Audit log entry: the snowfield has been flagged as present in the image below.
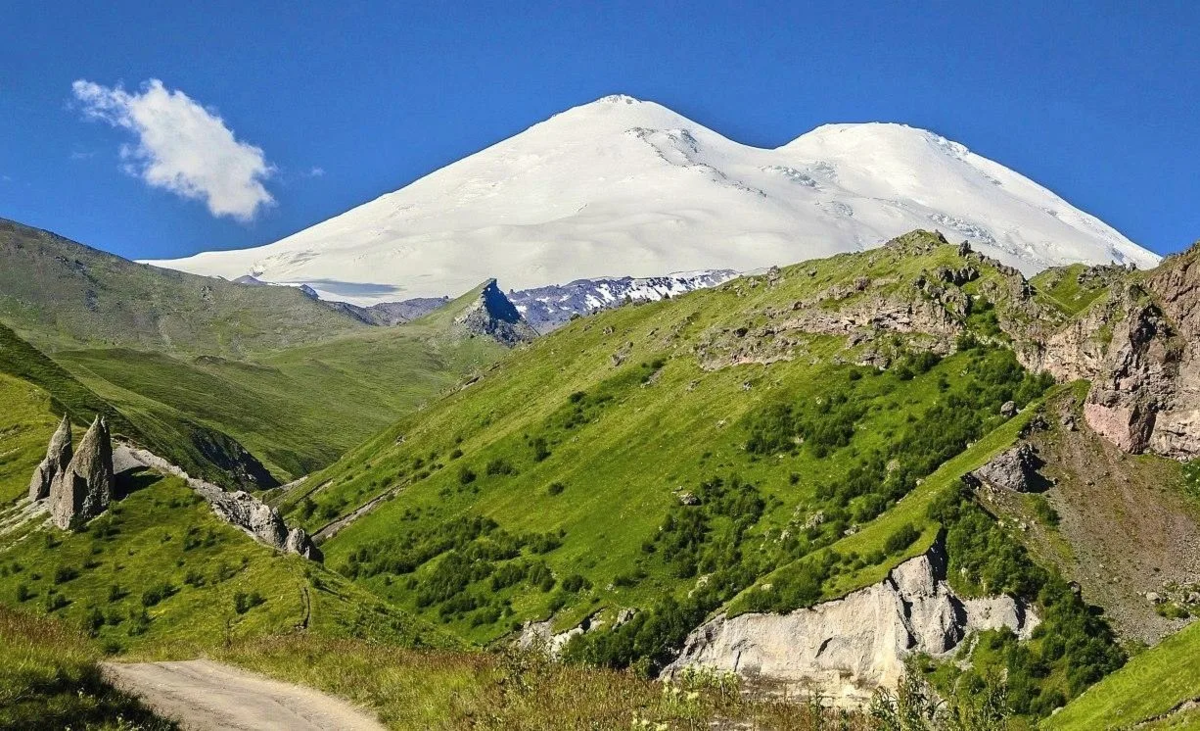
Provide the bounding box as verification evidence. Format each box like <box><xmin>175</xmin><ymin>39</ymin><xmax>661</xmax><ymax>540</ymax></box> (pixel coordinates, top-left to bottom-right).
<box><xmin>145</xmin><ymin>94</ymin><xmax>1160</xmax><ymax>304</ymax></box>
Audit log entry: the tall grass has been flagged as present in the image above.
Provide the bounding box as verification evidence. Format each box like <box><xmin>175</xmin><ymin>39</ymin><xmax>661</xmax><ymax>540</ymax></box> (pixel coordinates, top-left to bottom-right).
<box><xmin>219</xmin><ymin>634</ymin><xmax>867</xmax><ymax>730</ymax></box>
<box><xmin>0</xmin><ymin>605</ymin><xmax>173</xmax><ymax>730</ymax></box>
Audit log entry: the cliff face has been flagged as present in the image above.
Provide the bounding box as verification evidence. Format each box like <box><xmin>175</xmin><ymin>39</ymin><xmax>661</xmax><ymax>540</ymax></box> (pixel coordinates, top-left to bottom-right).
<box><xmin>1020</xmin><ymin>247</ymin><xmax>1200</xmax><ymax>460</ymax></box>
<box><xmin>664</xmin><ymin>540</ymin><xmax>1035</xmax><ymax>704</ymax></box>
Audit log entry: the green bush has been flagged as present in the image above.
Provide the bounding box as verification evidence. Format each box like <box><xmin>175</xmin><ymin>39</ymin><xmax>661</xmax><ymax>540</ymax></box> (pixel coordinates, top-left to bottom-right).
<box><xmin>234</xmin><ymin>591</ymin><xmax>265</xmax><ymax>615</ymax></box>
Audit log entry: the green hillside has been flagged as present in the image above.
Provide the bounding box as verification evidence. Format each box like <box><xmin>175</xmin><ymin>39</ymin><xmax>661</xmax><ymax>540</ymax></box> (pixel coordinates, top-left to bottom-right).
<box><xmin>0</xmin><ymin>323</ymin><xmax>277</xmax><ymax>491</ymax></box>
<box><xmin>54</xmin><ymin>321</ymin><xmax>504</xmax><ymax>480</ymax></box>
<box><xmin>1046</xmin><ymin>619</ymin><xmax>1200</xmax><ymax>730</ymax></box>
<box><xmin>258</xmin><ymin>232</ymin><xmax>1115</xmax><ymax>721</ymax></box>
<box><xmin>0</xmin><ymin>217</ymin><xmax>369</xmax><ymax>356</ymax></box>
<box><xmin>0</xmin><ymin>218</ymin><xmax>513</xmax><ymax>482</ymax></box>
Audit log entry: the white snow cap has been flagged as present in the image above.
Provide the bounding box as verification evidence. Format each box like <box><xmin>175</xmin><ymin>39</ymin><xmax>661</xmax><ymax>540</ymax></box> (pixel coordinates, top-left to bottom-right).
<box><xmin>145</xmin><ymin>94</ymin><xmax>1159</xmax><ymax>305</ymax></box>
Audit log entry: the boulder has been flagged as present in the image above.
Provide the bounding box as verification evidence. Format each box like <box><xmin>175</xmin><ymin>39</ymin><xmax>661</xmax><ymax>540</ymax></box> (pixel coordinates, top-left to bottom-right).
<box><xmin>969</xmin><ymin>443</ymin><xmax>1042</xmax><ymax>493</ymax></box>
<box><xmin>49</xmin><ymin>416</ymin><xmax>113</xmax><ymax>529</ymax></box>
<box><xmin>28</xmin><ymin>415</ymin><xmax>72</xmax><ymax>501</ymax></box>
<box><xmin>285</xmin><ymin>527</ymin><xmax>323</xmax><ymax>561</ymax></box>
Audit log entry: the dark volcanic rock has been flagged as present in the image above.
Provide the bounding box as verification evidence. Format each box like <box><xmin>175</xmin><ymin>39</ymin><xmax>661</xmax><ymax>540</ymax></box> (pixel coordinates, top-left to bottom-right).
<box><xmin>29</xmin><ymin>415</ymin><xmax>72</xmax><ymax>501</ymax></box>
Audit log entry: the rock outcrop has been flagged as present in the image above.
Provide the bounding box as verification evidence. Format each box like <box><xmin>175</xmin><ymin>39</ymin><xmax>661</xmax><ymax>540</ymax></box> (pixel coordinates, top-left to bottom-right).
<box><xmin>1018</xmin><ymin>246</ymin><xmax>1200</xmax><ymax>460</ymax></box>
<box><xmin>115</xmin><ymin>446</ymin><xmax>321</xmax><ymax>561</ymax></box>
<box><xmin>664</xmin><ymin>540</ymin><xmax>1035</xmax><ymax>705</ymax></box>
<box><xmin>28</xmin><ymin>415</ymin><xmax>72</xmax><ymax>501</ymax></box>
<box><xmin>48</xmin><ymin>416</ymin><xmax>114</xmax><ymax>529</ymax></box>
<box><xmin>967</xmin><ymin>443</ymin><xmax>1043</xmax><ymax>493</ymax></box>
<box><xmin>454</xmin><ymin>279</ymin><xmax>539</xmax><ymax>345</ymax></box>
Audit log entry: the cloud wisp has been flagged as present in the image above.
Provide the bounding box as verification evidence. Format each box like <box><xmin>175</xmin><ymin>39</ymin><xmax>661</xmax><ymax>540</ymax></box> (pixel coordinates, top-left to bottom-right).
<box><xmin>72</xmin><ymin>79</ymin><xmax>274</xmax><ymax>221</ymax></box>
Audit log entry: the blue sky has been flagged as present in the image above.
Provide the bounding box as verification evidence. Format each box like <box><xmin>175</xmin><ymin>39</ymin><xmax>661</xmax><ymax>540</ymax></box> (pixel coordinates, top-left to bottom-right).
<box><xmin>1</xmin><ymin>0</ymin><xmax>1197</xmax><ymax>260</ymax></box>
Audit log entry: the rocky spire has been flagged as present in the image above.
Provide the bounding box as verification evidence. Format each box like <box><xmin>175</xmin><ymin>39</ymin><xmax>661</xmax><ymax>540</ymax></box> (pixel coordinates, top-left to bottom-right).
<box><xmin>453</xmin><ymin>279</ymin><xmax>539</xmax><ymax>345</ymax></box>
<box><xmin>49</xmin><ymin>415</ymin><xmax>114</xmax><ymax>530</ymax></box>
<box><xmin>28</xmin><ymin>414</ymin><xmax>72</xmax><ymax>501</ymax></box>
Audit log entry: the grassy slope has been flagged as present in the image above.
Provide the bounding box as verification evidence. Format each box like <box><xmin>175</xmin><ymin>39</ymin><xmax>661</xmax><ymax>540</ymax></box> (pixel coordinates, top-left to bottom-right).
<box><xmin>0</xmin><ymin>606</ymin><xmax>174</xmax><ymax>731</ymax></box>
<box><xmin>55</xmin><ymin>323</ymin><xmax>504</xmax><ymax>480</ymax></box>
<box><xmin>0</xmin><ymin>373</ymin><xmax>64</xmax><ymax>504</ymax></box>
<box><xmin>0</xmin><ymin>217</ymin><xmax>368</xmax><ymax>356</ymax></box>
<box><xmin>294</xmin><ymin>234</ymin><xmax>1047</xmax><ymax>642</ymax></box>
<box><xmin>0</xmin><ymin>474</ymin><xmax>450</xmax><ymax>655</ymax></box>
<box><xmin>0</xmin><ymin>372</ymin><xmax>453</xmax><ymax>655</ymax></box>
<box><xmin>0</xmin><ymin>322</ymin><xmax>278</xmax><ymax>491</ymax></box>
<box><xmin>1046</xmin><ymin>620</ymin><xmax>1200</xmax><ymax>730</ymax></box>
<box><xmin>728</xmin><ymin>392</ymin><xmax>1051</xmax><ymax>615</ymax></box>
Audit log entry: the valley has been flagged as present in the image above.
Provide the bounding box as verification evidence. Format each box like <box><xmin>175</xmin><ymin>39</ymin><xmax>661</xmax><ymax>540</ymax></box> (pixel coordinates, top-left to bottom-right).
<box><xmin>3</xmin><ymin>221</ymin><xmax>1199</xmax><ymax>728</ymax></box>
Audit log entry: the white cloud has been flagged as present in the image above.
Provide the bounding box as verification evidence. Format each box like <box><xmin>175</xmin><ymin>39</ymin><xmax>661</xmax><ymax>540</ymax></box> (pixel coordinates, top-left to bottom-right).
<box><xmin>306</xmin><ymin>166</ymin><xmax>325</xmax><ymax>177</ymax></box>
<box><xmin>72</xmin><ymin>79</ymin><xmax>274</xmax><ymax>221</ymax></box>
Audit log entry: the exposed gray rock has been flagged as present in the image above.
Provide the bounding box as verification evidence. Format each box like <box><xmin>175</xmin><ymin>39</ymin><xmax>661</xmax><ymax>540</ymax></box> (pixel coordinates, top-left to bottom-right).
<box><xmin>518</xmin><ymin>613</ymin><xmax>604</xmax><ymax>657</ymax></box>
<box><xmin>664</xmin><ymin>539</ymin><xmax>1035</xmax><ymax>705</ymax></box>
<box><xmin>28</xmin><ymin>415</ymin><xmax>72</xmax><ymax>501</ymax></box>
<box><xmin>453</xmin><ymin>279</ymin><xmax>538</xmax><ymax>345</ymax></box>
<box><xmin>1000</xmin><ymin>400</ymin><xmax>1017</xmax><ymax>417</ymax></box>
<box><xmin>968</xmin><ymin>443</ymin><xmax>1042</xmax><ymax>493</ymax></box>
<box><xmin>285</xmin><ymin>527</ymin><xmax>322</xmax><ymax>561</ymax></box>
<box><xmin>49</xmin><ymin>416</ymin><xmax>113</xmax><ymax>529</ymax></box>
<box><xmin>115</xmin><ymin>445</ymin><xmax>321</xmax><ymax>561</ymax></box>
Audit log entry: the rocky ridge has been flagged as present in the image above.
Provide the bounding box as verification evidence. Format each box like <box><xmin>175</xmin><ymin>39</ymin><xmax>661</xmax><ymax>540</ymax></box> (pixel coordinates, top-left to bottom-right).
<box><xmin>1020</xmin><ymin>245</ymin><xmax>1200</xmax><ymax>460</ymax></box>
<box><xmin>115</xmin><ymin>446</ymin><xmax>321</xmax><ymax>560</ymax></box>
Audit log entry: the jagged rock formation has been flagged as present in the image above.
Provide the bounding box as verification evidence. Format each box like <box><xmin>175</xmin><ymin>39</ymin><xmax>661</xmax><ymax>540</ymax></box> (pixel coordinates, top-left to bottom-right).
<box><xmin>115</xmin><ymin>446</ymin><xmax>321</xmax><ymax>561</ymax></box>
<box><xmin>28</xmin><ymin>415</ymin><xmax>72</xmax><ymax>501</ymax></box>
<box><xmin>1019</xmin><ymin>246</ymin><xmax>1200</xmax><ymax>459</ymax></box>
<box><xmin>967</xmin><ymin>443</ymin><xmax>1043</xmax><ymax>493</ymax></box>
<box><xmin>664</xmin><ymin>540</ymin><xmax>1036</xmax><ymax>705</ymax></box>
<box><xmin>47</xmin><ymin>416</ymin><xmax>114</xmax><ymax>529</ymax></box>
<box><xmin>453</xmin><ymin>279</ymin><xmax>539</xmax><ymax>345</ymax></box>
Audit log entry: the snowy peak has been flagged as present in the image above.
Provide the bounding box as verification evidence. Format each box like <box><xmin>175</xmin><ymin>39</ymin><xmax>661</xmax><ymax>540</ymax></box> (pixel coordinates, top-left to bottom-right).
<box><xmin>145</xmin><ymin>96</ymin><xmax>1159</xmax><ymax>304</ymax></box>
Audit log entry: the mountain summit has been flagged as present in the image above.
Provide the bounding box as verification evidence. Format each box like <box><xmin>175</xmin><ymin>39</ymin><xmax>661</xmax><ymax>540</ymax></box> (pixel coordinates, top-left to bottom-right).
<box><xmin>146</xmin><ymin>95</ymin><xmax>1160</xmax><ymax>303</ymax></box>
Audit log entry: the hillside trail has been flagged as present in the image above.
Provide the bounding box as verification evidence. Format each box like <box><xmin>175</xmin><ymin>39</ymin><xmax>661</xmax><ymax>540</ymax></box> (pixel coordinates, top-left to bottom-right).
<box><xmin>102</xmin><ymin>659</ymin><xmax>385</xmax><ymax>730</ymax></box>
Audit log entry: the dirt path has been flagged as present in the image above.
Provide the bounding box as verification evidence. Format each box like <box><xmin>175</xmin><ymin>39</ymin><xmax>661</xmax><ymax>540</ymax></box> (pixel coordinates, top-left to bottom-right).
<box><xmin>102</xmin><ymin>659</ymin><xmax>386</xmax><ymax>731</ymax></box>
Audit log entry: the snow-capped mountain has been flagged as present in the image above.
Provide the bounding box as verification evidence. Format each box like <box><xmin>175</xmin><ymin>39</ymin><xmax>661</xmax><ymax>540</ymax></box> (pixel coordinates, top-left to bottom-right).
<box><xmin>508</xmin><ymin>269</ymin><xmax>737</xmax><ymax>332</ymax></box>
<box><xmin>146</xmin><ymin>94</ymin><xmax>1159</xmax><ymax>304</ymax></box>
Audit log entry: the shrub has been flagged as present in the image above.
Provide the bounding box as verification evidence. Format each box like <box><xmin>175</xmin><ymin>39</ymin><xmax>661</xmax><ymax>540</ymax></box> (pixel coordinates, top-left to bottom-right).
<box><xmin>234</xmin><ymin>591</ymin><xmax>265</xmax><ymax>615</ymax></box>
<box><xmin>53</xmin><ymin>566</ymin><xmax>79</xmax><ymax>584</ymax></box>
<box><xmin>884</xmin><ymin>524</ymin><xmax>921</xmax><ymax>555</ymax></box>
<box><xmin>532</xmin><ymin>437</ymin><xmax>551</xmax><ymax>462</ymax></box>
<box><xmin>459</xmin><ymin>466</ymin><xmax>477</xmax><ymax>485</ymax></box>
<box><xmin>562</xmin><ymin>574</ymin><xmax>591</xmax><ymax>593</ymax></box>
<box><xmin>547</xmin><ymin>481</ymin><xmax>566</xmax><ymax>496</ymax></box>
<box><xmin>15</xmin><ymin>584</ymin><xmax>31</xmax><ymax>602</ymax></box>
<box><xmin>140</xmin><ymin>582</ymin><xmax>175</xmax><ymax>607</ymax></box>
<box><xmin>486</xmin><ymin>458</ymin><xmax>515</xmax><ymax>476</ymax></box>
